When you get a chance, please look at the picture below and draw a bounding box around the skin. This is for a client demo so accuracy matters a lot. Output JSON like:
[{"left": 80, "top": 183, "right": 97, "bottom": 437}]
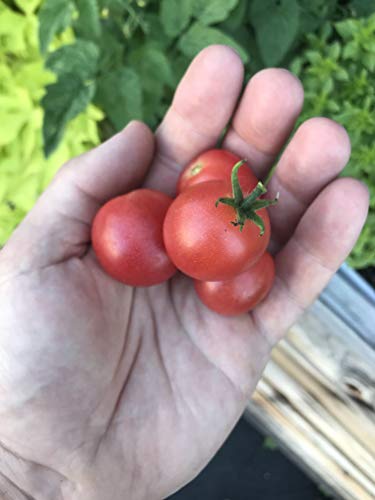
[
  {"left": 92, "top": 189, "right": 176, "bottom": 287},
  {"left": 177, "top": 149, "right": 258, "bottom": 193},
  {"left": 0, "top": 46, "right": 369, "bottom": 500},
  {"left": 163, "top": 180, "right": 271, "bottom": 281},
  {"left": 194, "top": 252, "right": 275, "bottom": 316}
]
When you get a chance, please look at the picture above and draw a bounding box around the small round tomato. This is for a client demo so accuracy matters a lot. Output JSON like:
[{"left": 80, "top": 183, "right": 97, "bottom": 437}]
[
  {"left": 92, "top": 189, "right": 176, "bottom": 287},
  {"left": 177, "top": 149, "right": 258, "bottom": 194},
  {"left": 163, "top": 181, "right": 271, "bottom": 281},
  {"left": 194, "top": 252, "right": 275, "bottom": 316}
]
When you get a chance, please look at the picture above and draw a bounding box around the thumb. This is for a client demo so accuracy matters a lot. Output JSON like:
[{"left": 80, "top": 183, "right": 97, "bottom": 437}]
[{"left": 1, "top": 121, "right": 154, "bottom": 271}]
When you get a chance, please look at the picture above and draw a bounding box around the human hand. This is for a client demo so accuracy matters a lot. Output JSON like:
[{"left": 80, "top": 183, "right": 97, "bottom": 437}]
[{"left": 0, "top": 46, "right": 368, "bottom": 500}]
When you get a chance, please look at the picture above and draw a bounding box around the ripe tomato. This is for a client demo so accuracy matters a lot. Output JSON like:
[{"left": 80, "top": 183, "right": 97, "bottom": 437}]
[
  {"left": 163, "top": 181, "right": 271, "bottom": 281},
  {"left": 92, "top": 189, "right": 176, "bottom": 287},
  {"left": 177, "top": 149, "right": 258, "bottom": 194},
  {"left": 194, "top": 252, "right": 275, "bottom": 316}
]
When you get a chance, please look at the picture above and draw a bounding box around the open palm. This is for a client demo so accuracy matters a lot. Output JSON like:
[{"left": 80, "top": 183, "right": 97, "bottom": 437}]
[{"left": 0, "top": 46, "right": 368, "bottom": 500}]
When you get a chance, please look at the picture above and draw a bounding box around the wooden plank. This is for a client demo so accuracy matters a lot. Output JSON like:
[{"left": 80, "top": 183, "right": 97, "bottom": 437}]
[
  {"left": 246, "top": 294, "right": 375, "bottom": 500},
  {"left": 320, "top": 264, "right": 375, "bottom": 348}
]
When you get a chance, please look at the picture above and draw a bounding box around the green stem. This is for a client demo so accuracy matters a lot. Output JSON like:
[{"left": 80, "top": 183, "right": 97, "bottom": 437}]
[
  {"left": 216, "top": 161, "right": 279, "bottom": 234},
  {"left": 231, "top": 159, "right": 247, "bottom": 204}
]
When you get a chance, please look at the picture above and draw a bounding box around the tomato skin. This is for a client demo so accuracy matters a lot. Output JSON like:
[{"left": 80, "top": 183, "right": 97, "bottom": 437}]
[
  {"left": 92, "top": 189, "right": 177, "bottom": 287},
  {"left": 194, "top": 252, "right": 275, "bottom": 316},
  {"left": 177, "top": 149, "right": 258, "bottom": 194},
  {"left": 163, "top": 181, "right": 271, "bottom": 281}
]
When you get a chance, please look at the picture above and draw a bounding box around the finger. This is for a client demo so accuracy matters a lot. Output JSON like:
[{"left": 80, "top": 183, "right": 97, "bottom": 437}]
[
  {"left": 222, "top": 68, "right": 304, "bottom": 179},
  {"left": 252, "top": 178, "right": 369, "bottom": 346},
  {"left": 2, "top": 121, "right": 154, "bottom": 270},
  {"left": 144, "top": 45, "right": 244, "bottom": 195},
  {"left": 267, "top": 117, "right": 351, "bottom": 249}
]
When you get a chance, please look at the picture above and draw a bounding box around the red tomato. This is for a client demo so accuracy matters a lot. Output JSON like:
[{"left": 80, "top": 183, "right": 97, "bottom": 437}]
[
  {"left": 194, "top": 252, "right": 275, "bottom": 316},
  {"left": 177, "top": 149, "right": 258, "bottom": 194},
  {"left": 92, "top": 189, "right": 176, "bottom": 287},
  {"left": 163, "top": 181, "right": 271, "bottom": 281}
]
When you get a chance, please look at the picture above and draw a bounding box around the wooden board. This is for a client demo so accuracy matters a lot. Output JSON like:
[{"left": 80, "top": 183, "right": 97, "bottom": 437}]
[{"left": 246, "top": 266, "right": 375, "bottom": 500}]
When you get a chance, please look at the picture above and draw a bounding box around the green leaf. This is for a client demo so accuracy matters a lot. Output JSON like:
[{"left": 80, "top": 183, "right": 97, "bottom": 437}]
[
  {"left": 95, "top": 68, "right": 143, "bottom": 131},
  {"left": 42, "top": 75, "right": 96, "bottom": 156},
  {"left": 178, "top": 22, "right": 249, "bottom": 63},
  {"left": 97, "top": 23, "right": 125, "bottom": 71},
  {"left": 198, "top": 0, "right": 239, "bottom": 26},
  {"left": 263, "top": 436, "right": 278, "bottom": 450},
  {"left": 322, "top": 77, "right": 334, "bottom": 94},
  {"left": 74, "top": 0, "right": 102, "bottom": 40},
  {"left": 342, "top": 40, "right": 358, "bottom": 59},
  {"left": 38, "top": 0, "right": 74, "bottom": 54},
  {"left": 249, "top": 0, "right": 300, "bottom": 66},
  {"left": 46, "top": 40, "right": 99, "bottom": 80},
  {"left": 298, "top": 0, "right": 337, "bottom": 33},
  {"left": 144, "top": 13, "right": 171, "bottom": 49},
  {"left": 192, "top": 0, "right": 207, "bottom": 11},
  {"left": 129, "top": 45, "right": 173, "bottom": 93},
  {"left": 305, "top": 50, "right": 321, "bottom": 64},
  {"left": 362, "top": 52, "right": 375, "bottom": 72},
  {"left": 335, "top": 19, "right": 357, "bottom": 40},
  {"left": 328, "top": 42, "right": 340, "bottom": 60},
  {"left": 218, "top": 0, "right": 249, "bottom": 31},
  {"left": 349, "top": 0, "right": 375, "bottom": 17},
  {"left": 168, "top": 52, "right": 191, "bottom": 87},
  {"left": 14, "top": 0, "right": 42, "bottom": 14},
  {"left": 98, "top": 0, "right": 127, "bottom": 11},
  {"left": 160, "top": 0, "right": 193, "bottom": 38}
]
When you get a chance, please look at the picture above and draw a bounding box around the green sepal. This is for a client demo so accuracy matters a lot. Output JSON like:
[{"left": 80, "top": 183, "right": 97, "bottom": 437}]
[
  {"left": 215, "top": 160, "right": 279, "bottom": 235},
  {"left": 215, "top": 197, "right": 237, "bottom": 208}
]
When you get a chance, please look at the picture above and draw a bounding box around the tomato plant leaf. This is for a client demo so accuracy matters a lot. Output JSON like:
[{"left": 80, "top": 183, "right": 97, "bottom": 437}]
[
  {"left": 129, "top": 44, "right": 173, "bottom": 93},
  {"left": 74, "top": 0, "right": 102, "bottom": 40},
  {"left": 97, "top": 23, "right": 125, "bottom": 72},
  {"left": 298, "top": 0, "right": 337, "bottom": 33},
  {"left": 38, "top": 0, "right": 74, "bottom": 54},
  {"left": 349, "top": 0, "right": 375, "bottom": 17},
  {"left": 46, "top": 40, "right": 99, "bottom": 80},
  {"left": 160, "top": 0, "right": 193, "bottom": 38},
  {"left": 249, "top": 0, "right": 300, "bottom": 66},
  {"left": 218, "top": 0, "right": 249, "bottom": 31},
  {"left": 95, "top": 67, "right": 143, "bottom": 131},
  {"left": 98, "top": 0, "right": 127, "bottom": 11},
  {"left": 178, "top": 22, "right": 249, "bottom": 63},
  {"left": 197, "top": 0, "right": 239, "bottom": 26},
  {"left": 144, "top": 13, "right": 171, "bottom": 50},
  {"left": 42, "top": 75, "right": 96, "bottom": 156}
]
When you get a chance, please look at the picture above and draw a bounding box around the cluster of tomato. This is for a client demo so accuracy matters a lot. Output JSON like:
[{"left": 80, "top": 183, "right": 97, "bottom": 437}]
[{"left": 92, "top": 149, "right": 277, "bottom": 316}]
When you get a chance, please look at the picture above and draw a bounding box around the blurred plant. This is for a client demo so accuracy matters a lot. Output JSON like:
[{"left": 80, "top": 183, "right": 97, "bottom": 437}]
[
  {"left": 290, "top": 15, "right": 375, "bottom": 268},
  {"left": 0, "top": 0, "right": 103, "bottom": 246},
  {"left": 2, "top": 0, "right": 375, "bottom": 268},
  {"left": 39, "top": 0, "right": 358, "bottom": 156},
  {"left": 263, "top": 436, "right": 279, "bottom": 451}
]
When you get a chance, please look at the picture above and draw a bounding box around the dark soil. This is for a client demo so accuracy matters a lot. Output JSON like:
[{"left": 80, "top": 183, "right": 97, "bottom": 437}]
[
  {"left": 169, "top": 418, "right": 328, "bottom": 500},
  {"left": 359, "top": 266, "right": 375, "bottom": 289}
]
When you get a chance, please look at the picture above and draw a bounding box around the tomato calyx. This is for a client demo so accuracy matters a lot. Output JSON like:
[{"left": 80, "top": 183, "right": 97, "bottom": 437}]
[{"left": 215, "top": 160, "right": 279, "bottom": 235}]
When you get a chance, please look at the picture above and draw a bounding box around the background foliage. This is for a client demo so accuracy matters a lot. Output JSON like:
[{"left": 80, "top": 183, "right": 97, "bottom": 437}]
[
  {"left": 0, "top": 0, "right": 102, "bottom": 244},
  {"left": 0, "top": 0, "right": 374, "bottom": 268}
]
